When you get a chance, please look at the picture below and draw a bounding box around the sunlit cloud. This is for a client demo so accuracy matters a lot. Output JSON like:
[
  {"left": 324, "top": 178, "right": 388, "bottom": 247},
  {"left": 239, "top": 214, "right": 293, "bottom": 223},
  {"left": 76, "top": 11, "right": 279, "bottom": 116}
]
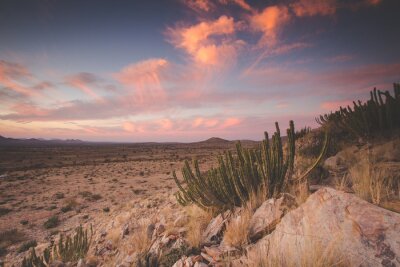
[
  {"left": 167, "top": 15, "right": 244, "bottom": 67},
  {"left": 291, "top": 0, "right": 336, "bottom": 17},
  {"left": 250, "top": 5, "right": 290, "bottom": 47},
  {"left": 113, "top": 58, "right": 169, "bottom": 105}
]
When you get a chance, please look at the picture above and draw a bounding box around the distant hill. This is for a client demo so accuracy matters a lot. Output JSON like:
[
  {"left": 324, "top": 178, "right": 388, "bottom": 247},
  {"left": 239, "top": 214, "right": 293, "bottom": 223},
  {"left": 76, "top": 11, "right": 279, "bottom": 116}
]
[
  {"left": 0, "top": 135, "right": 85, "bottom": 146},
  {"left": 199, "top": 137, "right": 232, "bottom": 144}
]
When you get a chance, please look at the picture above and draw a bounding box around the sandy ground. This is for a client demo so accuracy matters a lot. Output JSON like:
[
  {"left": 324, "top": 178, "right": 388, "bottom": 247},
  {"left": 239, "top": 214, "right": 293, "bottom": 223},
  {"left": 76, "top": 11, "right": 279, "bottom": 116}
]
[{"left": 0, "top": 140, "right": 256, "bottom": 264}]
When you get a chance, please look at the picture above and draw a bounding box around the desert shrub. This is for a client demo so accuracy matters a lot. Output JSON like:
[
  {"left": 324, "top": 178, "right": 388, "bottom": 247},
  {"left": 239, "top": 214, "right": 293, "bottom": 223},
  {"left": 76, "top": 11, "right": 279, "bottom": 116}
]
[
  {"left": 0, "top": 207, "right": 11, "bottom": 216},
  {"left": 103, "top": 207, "right": 110, "bottom": 212},
  {"left": 173, "top": 121, "right": 329, "bottom": 211},
  {"left": 22, "top": 225, "right": 92, "bottom": 266},
  {"left": 295, "top": 126, "right": 312, "bottom": 140},
  {"left": 44, "top": 216, "right": 59, "bottom": 229},
  {"left": 18, "top": 240, "right": 37, "bottom": 253},
  {"left": 61, "top": 205, "right": 72, "bottom": 213},
  {"left": 0, "top": 229, "right": 25, "bottom": 257},
  {"left": 20, "top": 220, "right": 29, "bottom": 225},
  {"left": 317, "top": 84, "right": 400, "bottom": 142},
  {"left": 158, "top": 244, "right": 189, "bottom": 266}
]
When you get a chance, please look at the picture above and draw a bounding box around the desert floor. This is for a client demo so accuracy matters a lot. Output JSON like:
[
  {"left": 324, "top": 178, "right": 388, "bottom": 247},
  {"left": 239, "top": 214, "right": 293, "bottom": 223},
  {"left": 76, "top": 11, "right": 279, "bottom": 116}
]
[{"left": 0, "top": 140, "right": 256, "bottom": 263}]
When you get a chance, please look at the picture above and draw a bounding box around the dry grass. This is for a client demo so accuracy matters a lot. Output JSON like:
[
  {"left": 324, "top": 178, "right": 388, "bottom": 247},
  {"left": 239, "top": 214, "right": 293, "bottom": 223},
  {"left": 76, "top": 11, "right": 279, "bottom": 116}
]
[
  {"left": 349, "top": 158, "right": 394, "bottom": 205},
  {"left": 128, "top": 218, "right": 153, "bottom": 254},
  {"left": 250, "top": 233, "right": 348, "bottom": 267},
  {"left": 334, "top": 173, "right": 351, "bottom": 192},
  {"left": 184, "top": 205, "right": 213, "bottom": 248},
  {"left": 222, "top": 208, "right": 251, "bottom": 249}
]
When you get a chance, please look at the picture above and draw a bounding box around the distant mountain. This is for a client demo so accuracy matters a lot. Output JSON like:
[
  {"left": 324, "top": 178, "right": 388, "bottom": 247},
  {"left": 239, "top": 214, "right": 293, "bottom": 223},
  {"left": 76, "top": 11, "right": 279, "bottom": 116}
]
[
  {"left": 0, "top": 135, "right": 85, "bottom": 145},
  {"left": 200, "top": 137, "right": 232, "bottom": 144}
]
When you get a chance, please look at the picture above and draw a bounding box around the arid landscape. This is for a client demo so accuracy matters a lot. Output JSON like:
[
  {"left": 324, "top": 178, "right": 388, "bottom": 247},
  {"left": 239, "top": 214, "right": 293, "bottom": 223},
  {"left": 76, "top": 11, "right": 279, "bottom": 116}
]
[
  {"left": 1, "top": 0, "right": 400, "bottom": 266},
  {"left": 0, "top": 138, "right": 258, "bottom": 265}
]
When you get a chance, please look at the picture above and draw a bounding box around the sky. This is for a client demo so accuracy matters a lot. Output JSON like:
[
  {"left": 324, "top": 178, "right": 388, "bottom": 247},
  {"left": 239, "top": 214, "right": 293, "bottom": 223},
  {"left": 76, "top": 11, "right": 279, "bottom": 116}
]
[{"left": 0, "top": 0, "right": 399, "bottom": 142}]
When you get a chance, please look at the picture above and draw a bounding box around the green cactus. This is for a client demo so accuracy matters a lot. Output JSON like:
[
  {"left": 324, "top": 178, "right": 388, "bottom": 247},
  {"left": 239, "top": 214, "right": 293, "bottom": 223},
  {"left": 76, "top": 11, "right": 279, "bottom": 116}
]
[
  {"left": 21, "top": 225, "right": 92, "bottom": 266},
  {"left": 173, "top": 121, "right": 329, "bottom": 211},
  {"left": 316, "top": 83, "right": 400, "bottom": 141}
]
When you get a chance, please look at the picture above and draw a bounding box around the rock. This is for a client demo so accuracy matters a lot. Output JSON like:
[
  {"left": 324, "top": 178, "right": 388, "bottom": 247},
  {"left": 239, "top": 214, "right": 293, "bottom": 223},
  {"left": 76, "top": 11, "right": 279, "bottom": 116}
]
[
  {"left": 248, "top": 193, "right": 297, "bottom": 242},
  {"left": 76, "top": 259, "right": 86, "bottom": 267},
  {"left": 121, "top": 223, "right": 129, "bottom": 238},
  {"left": 203, "top": 246, "right": 222, "bottom": 261},
  {"left": 194, "top": 262, "right": 208, "bottom": 267},
  {"left": 49, "top": 261, "right": 65, "bottom": 267},
  {"left": 172, "top": 255, "right": 194, "bottom": 267},
  {"left": 202, "top": 210, "right": 232, "bottom": 245},
  {"left": 201, "top": 252, "right": 214, "bottom": 264},
  {"left": 245, "top": 188, "right": 400, "bottom": 267},
  {"left": 324, "top": 155, "right": 339, "bottom": 169}
]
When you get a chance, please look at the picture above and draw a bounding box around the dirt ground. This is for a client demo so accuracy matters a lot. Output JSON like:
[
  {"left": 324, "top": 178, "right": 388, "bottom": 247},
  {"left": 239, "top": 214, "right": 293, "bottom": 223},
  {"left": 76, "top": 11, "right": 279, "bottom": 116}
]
[{"left": 0, "top": 140, "right": 257, "bottom": 265}]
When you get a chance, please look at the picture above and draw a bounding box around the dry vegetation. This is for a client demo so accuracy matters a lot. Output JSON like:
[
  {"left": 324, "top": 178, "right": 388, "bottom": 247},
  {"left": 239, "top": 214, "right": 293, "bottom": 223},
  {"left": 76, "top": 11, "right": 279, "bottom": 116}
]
[{"left": 0, "top": 140, "right": 256, "bottom": 264}]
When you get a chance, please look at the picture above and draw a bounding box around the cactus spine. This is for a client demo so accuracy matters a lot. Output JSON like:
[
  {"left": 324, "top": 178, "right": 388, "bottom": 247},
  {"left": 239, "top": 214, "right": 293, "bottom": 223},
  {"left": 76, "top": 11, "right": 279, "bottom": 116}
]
[{"left": 173, "top": 121, "right": 329, "bottom": 211}]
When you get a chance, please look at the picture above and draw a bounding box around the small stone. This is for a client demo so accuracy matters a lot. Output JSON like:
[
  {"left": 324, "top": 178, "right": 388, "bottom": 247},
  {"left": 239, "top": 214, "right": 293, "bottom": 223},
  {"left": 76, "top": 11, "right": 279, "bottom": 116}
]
[
  {"left": 49, "top": 261, "right": 65, "bottom": 267},
  {"left": 121, "top": 223, "right": 129, "bottom": 238},
  {"left": 77, "top": 259, "right": 86, "bottom": 267},
  {"left": 194, "top": 262, "right": 208, "bottom": 267}
]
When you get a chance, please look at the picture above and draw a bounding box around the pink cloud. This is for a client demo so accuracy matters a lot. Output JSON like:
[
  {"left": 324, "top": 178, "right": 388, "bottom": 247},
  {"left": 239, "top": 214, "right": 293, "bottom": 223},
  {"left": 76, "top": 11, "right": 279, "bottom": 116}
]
[
  {"left": 250, "top": 5, "right": 290, "bottom": 46},
  {"left": 65, "top": 72, "right": 104, "bottom": 102},
  {"left": 221, "top": 117, "right": 241, "bottom": 128},
  {"left": 0, "top": 60, "right": 36, "bottom": 97},
  {"left": 183, "top": 0, "right": 214, "bottom": 12},
  {"left": 167, "top": 16, "right": 243, "bottom": 67},
  {"left": 114, "top": 58, "right": 169, "bottom": 105},
  {"left": 291, "top": 0, "right": 336, "bottom": 17},
  {"left": 321, "top": 100, "right": 353, "bottom": 111}
]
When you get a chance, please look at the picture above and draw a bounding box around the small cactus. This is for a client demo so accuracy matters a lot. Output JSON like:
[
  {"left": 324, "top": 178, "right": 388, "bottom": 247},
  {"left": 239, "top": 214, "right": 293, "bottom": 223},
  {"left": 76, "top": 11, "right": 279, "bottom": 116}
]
[{"left": 21, "top": 225, "right": 92, "bottom": 266}]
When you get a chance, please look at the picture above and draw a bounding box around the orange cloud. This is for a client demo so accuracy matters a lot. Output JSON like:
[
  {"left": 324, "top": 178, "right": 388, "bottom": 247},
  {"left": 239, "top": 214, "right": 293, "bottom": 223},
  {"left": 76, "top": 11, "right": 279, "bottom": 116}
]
[
  {"left": 291, "top": 0, "right": 336, "bottom": 17},
  {"left": 183, "top": 0, "right": 214, "bottom": 12},
  {"left": 114, "top": 58, "right": 169, "bottom": 105},
  {"left": 168, "top": 16, "right": 243, "bottom": 66},
  {"left": 250, "top": 5, "right": 290, "bottom": 46}
]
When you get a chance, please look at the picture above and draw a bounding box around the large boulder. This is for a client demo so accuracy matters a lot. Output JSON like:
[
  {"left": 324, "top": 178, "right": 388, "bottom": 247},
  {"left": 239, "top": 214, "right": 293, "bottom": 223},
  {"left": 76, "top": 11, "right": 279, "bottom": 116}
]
[
  {"left": 248, "top": 193, "right": 297, "bottom": 242},
  {"left": 245, "top": 188, "right": 400, "bottom": 267}
]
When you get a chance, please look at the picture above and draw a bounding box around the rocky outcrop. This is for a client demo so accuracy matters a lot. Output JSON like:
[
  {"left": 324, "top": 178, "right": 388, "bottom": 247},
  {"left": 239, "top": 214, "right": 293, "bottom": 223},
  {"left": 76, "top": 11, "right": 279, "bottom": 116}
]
[
  {"left": 248, "top": 193, "right": 297, "bottom": 242},
  {"left": 201, "top": 210, "right": 232, "bottom": 246},
  {"left": 244, "top": 188, "right": 400, "bottom": 267}
]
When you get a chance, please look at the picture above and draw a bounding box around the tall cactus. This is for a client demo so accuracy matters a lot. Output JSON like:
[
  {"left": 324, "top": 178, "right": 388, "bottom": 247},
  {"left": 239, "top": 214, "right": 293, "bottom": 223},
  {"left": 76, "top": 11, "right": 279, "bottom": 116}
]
[
  {"left": 173, "top": 121, "right": 329, "bottom": 211},
  {"left": 316, "top": 83, "right": 400, "bottom": 140}
]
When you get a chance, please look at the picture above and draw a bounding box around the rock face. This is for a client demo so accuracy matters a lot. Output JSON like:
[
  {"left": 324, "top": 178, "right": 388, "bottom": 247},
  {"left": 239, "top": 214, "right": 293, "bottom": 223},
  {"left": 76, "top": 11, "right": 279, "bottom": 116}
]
[
  {"left": 245, "top": 188, "right": 400, "bottom": 267},
  {"left": 201, "top": 210, "right": 232, "bottom": 246},
  {"left": 248, "top": 193, "right": 297, "bottom": 242}
]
